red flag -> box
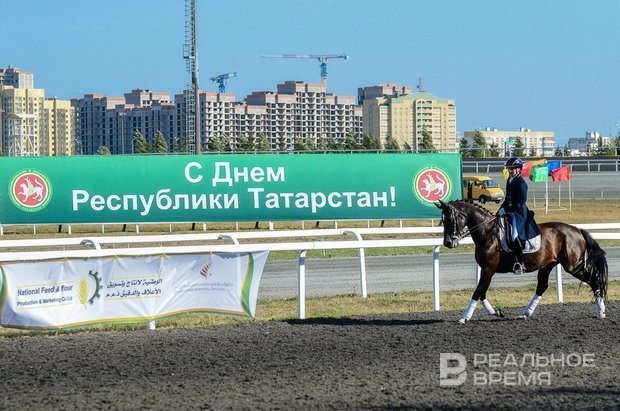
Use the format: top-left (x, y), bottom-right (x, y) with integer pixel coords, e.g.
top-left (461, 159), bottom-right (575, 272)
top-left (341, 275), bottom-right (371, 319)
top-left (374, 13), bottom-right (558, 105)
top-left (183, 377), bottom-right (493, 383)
top-left (521, 162), bottom-right (532, 178)
top-left (551, 165), bottom-right (570, 181)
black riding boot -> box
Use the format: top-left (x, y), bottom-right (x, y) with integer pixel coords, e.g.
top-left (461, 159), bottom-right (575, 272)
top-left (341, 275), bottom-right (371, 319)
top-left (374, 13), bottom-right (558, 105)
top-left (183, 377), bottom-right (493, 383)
top-left (512, 239), bottom-right (525, 275)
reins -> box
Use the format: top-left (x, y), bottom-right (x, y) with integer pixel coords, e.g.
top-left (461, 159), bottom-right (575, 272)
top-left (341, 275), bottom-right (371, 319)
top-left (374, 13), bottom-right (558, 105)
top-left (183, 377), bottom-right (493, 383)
top-left (453, 210), bottom-right (498, 242)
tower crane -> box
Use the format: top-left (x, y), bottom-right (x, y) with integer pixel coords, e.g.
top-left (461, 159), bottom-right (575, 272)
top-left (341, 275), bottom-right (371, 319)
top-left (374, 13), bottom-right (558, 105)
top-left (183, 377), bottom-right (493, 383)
top-left (209, 72), bottom-right (238, 93)
top-left (262, 53), bottom-right (349, 85)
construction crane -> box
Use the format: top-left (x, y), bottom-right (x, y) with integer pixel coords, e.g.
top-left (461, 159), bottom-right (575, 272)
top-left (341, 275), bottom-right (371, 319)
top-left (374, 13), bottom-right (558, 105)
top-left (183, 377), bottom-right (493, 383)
top-left (210, 72), bottom-right (238, 93)
top-left (262, 53), bottom-right (349, 85)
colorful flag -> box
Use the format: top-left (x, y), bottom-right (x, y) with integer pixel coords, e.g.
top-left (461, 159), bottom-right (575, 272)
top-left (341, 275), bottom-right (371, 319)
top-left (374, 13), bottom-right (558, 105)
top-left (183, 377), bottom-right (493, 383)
top-left (530, 165), bottom-right (549, 182)
top-left (551, 165), bottom-right (570, 181)
top-left (546, 160), bottom-right (562, 175)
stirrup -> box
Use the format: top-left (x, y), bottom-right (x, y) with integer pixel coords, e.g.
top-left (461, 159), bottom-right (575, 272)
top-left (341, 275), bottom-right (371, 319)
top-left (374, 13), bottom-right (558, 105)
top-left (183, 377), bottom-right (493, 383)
top-left (513, 262), bottom-right (524, 275)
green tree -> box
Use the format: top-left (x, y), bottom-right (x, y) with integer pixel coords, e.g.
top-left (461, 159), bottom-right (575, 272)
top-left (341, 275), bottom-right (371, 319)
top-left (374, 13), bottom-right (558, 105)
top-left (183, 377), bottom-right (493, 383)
top-left (344, 132), bottom-right (359, 151)
top-left (306, 136), bottom-right (317, 151)
top-left (384, 134), bottom-right (401, 151)
top-left (361, 134), bottom-right (381, 151)
top-left (96, 145), bottom-right (111, 155)
top-left (317, 137), bottom-right (329, 151)
top-left (419, 127), bottom-right (436, 153)
top-left (488, 141), bottom-right (501, 157)
top-left (529, 147), bottom-right (537, 157)
top-left (293, 137), bottom-right (307, 152)
top-left (402, 140), bottom-right (412, 152)
top-left (471, 130), bottom-right (487, 157)
top-left (153, 131), bottom-right (168, 154)
top-left (563, 145), bottom-right (572, 157)
top-left (220, 134), bottom-right (232, 152)
top-left (258, 133), bottom-right (271, 152)
top-left (207, 135), bottom-right (223, 152)
top-left (512, 137), bottom-right (525, 157)
top-left (237, 134), bottom-right (255, 152)
top-left (174, 134), bottom-right (187, 153)
top-left (554, 145), bottom-right (563, 157)
top-left (327, 138), bottom-right (344, 152)
top-left (594, 137), bottom-right (615, 156)
top-left (133, 131), bottom-right (151, 154)
top-left (277, 135), bottom-right (288, 152)
top-left (458, 138), bottom-right (472, 158)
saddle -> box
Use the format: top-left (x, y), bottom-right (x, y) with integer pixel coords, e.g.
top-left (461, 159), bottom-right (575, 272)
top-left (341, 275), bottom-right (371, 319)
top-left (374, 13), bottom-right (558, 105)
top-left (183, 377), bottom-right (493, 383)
top-left (498, 217), bottom-right (541, 254)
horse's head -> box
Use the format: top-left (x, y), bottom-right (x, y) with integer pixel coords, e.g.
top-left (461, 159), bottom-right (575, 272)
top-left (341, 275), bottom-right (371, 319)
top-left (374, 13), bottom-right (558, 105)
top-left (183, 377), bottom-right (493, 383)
top-left (435, 200), bottom-right (467, 248)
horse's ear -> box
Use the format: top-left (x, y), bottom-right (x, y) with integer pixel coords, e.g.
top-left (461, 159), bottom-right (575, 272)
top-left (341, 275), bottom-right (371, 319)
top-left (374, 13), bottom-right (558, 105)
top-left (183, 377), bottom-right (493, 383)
top-left (434, 201), bottom-right (443, 209)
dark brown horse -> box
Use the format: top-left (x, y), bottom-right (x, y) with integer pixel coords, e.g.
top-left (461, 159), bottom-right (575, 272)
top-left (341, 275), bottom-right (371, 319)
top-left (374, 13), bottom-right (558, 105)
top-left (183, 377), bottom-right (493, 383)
top-left (436, 200), bottom-right (608, 322)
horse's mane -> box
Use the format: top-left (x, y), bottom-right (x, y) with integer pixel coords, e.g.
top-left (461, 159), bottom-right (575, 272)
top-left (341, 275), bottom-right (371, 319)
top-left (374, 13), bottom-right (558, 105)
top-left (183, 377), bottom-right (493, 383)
top-left (451, 200), bottom-right (495, 217)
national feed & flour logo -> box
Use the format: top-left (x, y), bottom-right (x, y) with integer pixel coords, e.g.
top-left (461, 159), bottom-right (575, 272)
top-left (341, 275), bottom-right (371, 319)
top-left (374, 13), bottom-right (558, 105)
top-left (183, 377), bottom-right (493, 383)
top-left (77, 270), bottom-right (103, 308)
top-left (9, 170), bottom-right (53, 212)
top-left (413, 166), bottom-right (452, 205)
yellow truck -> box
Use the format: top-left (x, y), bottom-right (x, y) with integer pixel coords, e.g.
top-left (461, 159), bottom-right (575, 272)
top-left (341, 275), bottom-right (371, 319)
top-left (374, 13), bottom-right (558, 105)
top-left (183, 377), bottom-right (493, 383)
top-left (462, 175), bottom-right (504, 204)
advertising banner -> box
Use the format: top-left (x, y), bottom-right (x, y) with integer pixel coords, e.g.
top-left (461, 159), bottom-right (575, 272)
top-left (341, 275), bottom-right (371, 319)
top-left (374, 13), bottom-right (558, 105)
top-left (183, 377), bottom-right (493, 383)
top-left (0, 153), bottom-right (461, 224)
top-left (0, 251), bottom-right (268, 330)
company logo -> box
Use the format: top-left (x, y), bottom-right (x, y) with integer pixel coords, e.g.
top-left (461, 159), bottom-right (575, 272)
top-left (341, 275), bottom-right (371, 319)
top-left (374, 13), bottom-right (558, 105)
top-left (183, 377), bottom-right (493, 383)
top-left (200, 260), bottom-right (214, 279)
top-left (9, 170), bottom-right (53, 212)
top-left (77, 270), bottom-right (103, 308)
top-left (413, 167), bottom-right (452, 205)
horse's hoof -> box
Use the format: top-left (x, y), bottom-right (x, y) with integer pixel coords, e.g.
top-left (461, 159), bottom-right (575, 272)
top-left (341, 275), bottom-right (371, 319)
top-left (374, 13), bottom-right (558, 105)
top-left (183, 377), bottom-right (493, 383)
top-left (598, 312), bottom-right (606, 319)
top-left (458, 318), bottom-right (468, 324)
top-left (494, 309), bottom-right (505, 318)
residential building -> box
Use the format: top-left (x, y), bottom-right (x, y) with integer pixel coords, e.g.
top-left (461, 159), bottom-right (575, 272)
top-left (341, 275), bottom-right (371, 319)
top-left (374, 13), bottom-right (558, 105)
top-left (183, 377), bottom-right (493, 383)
top-left (463, 127), bottom-right (555, 157)
top-left (0, 67), bottom-right (34, 89)
top-left (360, 85), bottom-right (457, 151)
top-left (41, 98), bottom-right (74, 156)
top-left (0, 85), bottom-right (45, 156)
top-left (73, 90), bottom-right (175, 155)
top-left (567, 131), bottom-right (612, 155)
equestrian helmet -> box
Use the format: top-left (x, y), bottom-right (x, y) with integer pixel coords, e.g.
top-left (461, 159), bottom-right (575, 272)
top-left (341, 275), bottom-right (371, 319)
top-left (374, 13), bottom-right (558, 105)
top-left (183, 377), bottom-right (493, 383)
top-left (505, 157), bottom-right (523, 169)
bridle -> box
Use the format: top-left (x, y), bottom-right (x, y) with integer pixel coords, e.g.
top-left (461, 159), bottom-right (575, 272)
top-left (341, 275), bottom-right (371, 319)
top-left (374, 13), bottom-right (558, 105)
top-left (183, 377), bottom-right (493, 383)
top-left (445, 205), bottom-right (498, 242)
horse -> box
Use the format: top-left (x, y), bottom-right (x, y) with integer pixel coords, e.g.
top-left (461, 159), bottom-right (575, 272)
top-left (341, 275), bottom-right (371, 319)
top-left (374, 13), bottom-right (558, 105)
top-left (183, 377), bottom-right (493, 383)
top-left (435, 200), bottom-right (608, 322)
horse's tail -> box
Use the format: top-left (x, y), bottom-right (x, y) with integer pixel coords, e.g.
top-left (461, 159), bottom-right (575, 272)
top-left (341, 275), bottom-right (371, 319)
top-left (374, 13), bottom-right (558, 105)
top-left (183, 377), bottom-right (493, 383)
top-left (580, 229), bottom-right (608, 300)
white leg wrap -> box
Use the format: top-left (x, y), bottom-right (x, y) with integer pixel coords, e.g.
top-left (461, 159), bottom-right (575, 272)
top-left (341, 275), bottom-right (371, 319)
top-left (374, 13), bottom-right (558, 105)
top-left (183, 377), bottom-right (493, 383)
top-left (595, 297), bottom-right (606, 315)
top-left (482, 299), bottom-right (496, 315)
top-left (523, 294), bottom-right (542, 318)
top-left (463, 299), bottom-right (478, 321)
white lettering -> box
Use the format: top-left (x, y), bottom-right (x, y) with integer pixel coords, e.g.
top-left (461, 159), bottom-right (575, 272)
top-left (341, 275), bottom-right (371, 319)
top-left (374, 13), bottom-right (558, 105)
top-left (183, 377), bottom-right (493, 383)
top-left (72, 190), bottom-right (89, 211)
top-left (184, 161), bottom-right (203, 183)
top-left (212, 162), bottom-right (233, 187)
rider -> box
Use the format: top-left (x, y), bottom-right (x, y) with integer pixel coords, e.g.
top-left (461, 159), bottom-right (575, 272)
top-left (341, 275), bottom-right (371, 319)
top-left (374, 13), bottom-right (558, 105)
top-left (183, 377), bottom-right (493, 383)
top-left (497, 157), bottom-right (530, 275)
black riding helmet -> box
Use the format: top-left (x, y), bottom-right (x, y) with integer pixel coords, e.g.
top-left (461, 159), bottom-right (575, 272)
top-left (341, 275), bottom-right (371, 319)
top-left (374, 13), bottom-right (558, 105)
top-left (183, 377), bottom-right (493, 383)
top-left (505, 157), bottom-right (523, 169)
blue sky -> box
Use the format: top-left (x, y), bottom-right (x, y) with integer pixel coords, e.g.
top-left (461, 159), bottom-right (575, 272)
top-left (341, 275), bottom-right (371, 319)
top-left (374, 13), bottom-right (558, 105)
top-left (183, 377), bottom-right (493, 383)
top-left (3, 0), bottom-right (619, 145)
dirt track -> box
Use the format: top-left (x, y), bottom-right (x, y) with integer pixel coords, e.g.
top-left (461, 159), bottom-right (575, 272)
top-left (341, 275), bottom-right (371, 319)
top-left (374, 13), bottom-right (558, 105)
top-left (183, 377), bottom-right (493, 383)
top-left (1, 302), bottom-right (619, 410)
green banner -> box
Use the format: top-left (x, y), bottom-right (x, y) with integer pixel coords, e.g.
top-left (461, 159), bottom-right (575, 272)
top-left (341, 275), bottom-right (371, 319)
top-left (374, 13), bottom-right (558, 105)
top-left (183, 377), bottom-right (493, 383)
top-left (0, 153), bottom-right (462, 224)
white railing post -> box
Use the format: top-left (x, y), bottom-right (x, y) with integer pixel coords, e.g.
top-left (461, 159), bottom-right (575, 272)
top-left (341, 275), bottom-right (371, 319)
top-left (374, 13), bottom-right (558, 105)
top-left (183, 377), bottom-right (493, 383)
top-left (298, 250), bottom-right (308, 319)
top-left (433, 246), bottom-right (440, 311)
top-left (148, 320), bottom-right (156, 330)
top-left (343, 230), bottom-right (367, 298)
top-left (555, 265), bottom-right (564, 303)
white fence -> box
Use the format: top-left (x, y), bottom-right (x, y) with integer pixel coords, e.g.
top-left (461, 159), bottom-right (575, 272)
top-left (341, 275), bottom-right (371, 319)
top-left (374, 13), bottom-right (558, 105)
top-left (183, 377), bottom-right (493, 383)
top-left (1, 224), bottom-right (619, 321)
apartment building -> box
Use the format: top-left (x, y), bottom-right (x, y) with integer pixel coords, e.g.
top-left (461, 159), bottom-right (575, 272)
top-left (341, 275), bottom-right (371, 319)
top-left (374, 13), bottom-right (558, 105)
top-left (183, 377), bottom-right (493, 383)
top-left (41, 98), bottom-right (74, 156)
top-left (73, 89), bottom-right (176, 155)
top-left (360, 85), bottom-right (457, 151)
top-left (463, 127), bottom-right (555, 157)
top-left (0, 67), bottom-right (34, 89)
top-left (0, 85), bottom-right (45, 156)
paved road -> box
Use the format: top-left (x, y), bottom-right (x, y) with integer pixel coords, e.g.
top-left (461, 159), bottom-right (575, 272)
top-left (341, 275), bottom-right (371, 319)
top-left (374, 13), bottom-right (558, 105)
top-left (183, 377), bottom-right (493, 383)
top-left (259, 246), bottom-right (620, 299)
top-left (468, 171), bottom-right (620, 199)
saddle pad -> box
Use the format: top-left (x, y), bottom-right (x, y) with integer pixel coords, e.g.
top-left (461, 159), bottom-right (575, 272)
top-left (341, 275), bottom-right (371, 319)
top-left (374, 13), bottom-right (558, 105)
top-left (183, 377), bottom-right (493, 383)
top-left (498, 217), bottom-right (541, 254)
